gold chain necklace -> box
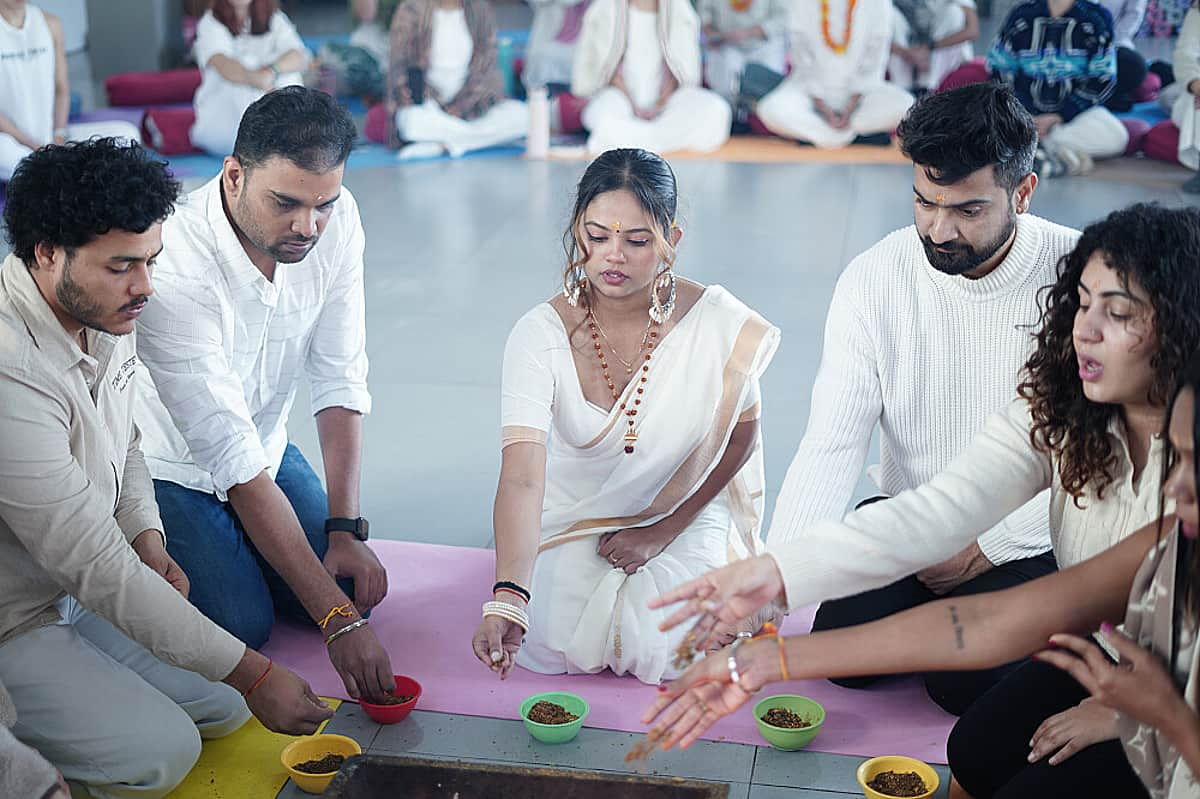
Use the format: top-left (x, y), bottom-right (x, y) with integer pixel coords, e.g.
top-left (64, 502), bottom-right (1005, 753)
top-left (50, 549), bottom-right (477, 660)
top-left (588, 311), bottom-right (653, 375)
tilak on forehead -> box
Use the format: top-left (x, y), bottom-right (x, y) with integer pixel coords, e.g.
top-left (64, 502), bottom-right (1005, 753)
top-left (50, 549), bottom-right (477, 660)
top-left (935, 193), bottom-right (946, 203)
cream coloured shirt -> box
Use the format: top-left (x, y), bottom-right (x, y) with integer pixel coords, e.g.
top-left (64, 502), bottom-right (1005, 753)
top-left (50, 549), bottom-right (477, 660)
top-left (622, 6), bottom-right (665, 111)
top-left (768, 398), bottom-right (1165, 612)
top-left (0, 254), bottom-right (244, 681)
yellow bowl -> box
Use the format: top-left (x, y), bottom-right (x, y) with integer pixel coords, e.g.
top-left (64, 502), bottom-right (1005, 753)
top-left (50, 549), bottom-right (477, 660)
top-left (856, 755), bottom-right (940, 799)
top-left (280, 733), bottom-right (361, 794)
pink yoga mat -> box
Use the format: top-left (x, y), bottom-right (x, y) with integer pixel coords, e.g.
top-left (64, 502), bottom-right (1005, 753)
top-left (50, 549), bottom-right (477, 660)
top-left (262, 541), bottom-right (954, 763)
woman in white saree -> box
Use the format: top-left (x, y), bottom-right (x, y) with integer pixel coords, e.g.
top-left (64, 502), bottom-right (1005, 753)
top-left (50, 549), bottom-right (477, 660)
top-left (470, 148), bottom-right (779, 685)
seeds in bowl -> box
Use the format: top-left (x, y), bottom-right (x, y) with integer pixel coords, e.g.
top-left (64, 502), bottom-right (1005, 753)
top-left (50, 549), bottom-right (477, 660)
top-left (760, 707), bottom-right (810, 729)
top-left (292, 753), bottom-right (347, 774)
top-left (527, 700), bottom-right (579, 725)
top-left (866, 770), bottom-right (927, 797)
top-left (371, 694), bottom-right (414, 706)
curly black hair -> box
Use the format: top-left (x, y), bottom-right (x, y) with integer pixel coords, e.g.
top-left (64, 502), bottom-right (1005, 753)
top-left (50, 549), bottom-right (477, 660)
top-left (1019, 204), bottom-right (1200, 504)
top-left (4, 138), bottom-right (179, 266)
top-left (897, 82), bottom-right (1037, 192)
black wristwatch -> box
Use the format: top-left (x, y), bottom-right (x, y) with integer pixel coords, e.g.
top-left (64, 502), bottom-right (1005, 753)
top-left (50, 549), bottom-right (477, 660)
top-left (325, 516), bottom-right (369, 541)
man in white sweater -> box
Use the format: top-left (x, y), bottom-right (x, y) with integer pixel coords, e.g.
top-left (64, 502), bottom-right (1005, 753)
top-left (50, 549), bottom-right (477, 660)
top-left (767, 83), bottom-right (1080, 715)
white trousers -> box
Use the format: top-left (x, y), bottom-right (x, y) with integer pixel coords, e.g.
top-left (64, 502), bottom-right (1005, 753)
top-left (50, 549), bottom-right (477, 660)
top-left (757, 80), bottom-right (914, 149)
top-left (0, 120), bottom-right (141, 182)
top-left (1044, 105), bottom-right (1129, 161)
top-left (1172, 91), bottom-right (1200, 170)
top-left (0, 600), bottom-right (249, 799)
top-left (888, 4), bottom-right (974, 91)
top-left (702, 37), bottom-right (789, 104)
top-left (396, 98), bottom-right (528, 156)
top-left (581, 86), bottom-right (732, 154)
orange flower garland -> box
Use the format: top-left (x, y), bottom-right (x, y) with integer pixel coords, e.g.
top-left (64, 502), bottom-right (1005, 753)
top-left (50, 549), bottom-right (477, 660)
top-left (820, 0), bottom-right (857, 54)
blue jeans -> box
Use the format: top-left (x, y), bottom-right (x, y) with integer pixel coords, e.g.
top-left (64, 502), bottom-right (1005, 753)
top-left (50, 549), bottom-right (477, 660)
top-left (154, 443), bottom-right (355, 649)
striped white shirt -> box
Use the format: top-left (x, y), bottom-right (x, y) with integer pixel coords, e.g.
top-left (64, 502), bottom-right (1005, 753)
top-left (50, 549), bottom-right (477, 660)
top-left (135, 176), bottom-right (371, 499)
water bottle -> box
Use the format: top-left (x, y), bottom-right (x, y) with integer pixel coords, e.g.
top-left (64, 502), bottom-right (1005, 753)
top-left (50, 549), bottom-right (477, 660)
top-left (526, 86), bottom-right (550, 159)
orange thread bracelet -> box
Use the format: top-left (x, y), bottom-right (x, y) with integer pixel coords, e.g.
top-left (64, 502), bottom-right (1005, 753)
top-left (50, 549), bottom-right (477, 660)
top-left (319, 602), bottom-right (354, 630)
top-left (754, 622), bottom-right (790, 682)
top-left (244, 659), bottom-right (273, 697)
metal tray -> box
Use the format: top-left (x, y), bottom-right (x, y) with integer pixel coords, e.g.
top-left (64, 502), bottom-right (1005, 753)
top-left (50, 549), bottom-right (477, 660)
top-left (323, 753), bottom-right (730, 799)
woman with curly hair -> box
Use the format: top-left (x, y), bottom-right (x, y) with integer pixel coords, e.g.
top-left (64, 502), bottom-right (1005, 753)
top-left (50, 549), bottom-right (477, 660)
top-left (638, 203), bottom-right (1200, 794)
top-left (645, 346), bottom-right (1200, 799)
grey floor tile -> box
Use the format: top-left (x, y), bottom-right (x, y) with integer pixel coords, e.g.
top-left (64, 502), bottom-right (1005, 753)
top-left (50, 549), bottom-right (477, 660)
top-left (320, 701), bottom-right (382, 751)
top-left (748, 784), bottom-right (858, 798)
top-left (274, 779), bottom-right (309, 799)
top-left (368, 709), bottom-right (755, 784)
top-left (752, 748), bottom-right (868, 793)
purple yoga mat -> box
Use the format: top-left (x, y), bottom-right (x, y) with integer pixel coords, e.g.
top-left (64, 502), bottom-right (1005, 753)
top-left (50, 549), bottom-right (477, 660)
top-left (261, 541), bottom-right (954, 763)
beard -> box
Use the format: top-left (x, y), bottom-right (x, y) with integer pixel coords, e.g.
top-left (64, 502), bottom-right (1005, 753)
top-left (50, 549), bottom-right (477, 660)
top-left (921, 211), bottom-right (1017, 276)
top-left (56, 257), bottom-right (144, 336)
top-left (236, 191), bottom-right (318, 264)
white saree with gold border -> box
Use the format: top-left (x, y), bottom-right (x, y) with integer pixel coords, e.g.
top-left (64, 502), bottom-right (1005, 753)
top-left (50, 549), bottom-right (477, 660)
top-left (500, 286), bottom-right (779, 684)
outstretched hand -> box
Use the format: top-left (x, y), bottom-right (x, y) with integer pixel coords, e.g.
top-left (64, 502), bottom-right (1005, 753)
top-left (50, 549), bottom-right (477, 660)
top-left (648, 555), bottom-right (786, 653)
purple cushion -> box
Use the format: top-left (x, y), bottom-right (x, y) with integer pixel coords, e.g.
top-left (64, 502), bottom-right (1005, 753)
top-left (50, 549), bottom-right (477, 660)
top-left (1121, 118), bottom-right (1151, 155)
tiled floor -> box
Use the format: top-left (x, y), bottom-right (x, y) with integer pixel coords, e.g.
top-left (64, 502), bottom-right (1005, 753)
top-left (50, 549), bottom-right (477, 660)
top-left (276, 704), bottom-right (953, 798)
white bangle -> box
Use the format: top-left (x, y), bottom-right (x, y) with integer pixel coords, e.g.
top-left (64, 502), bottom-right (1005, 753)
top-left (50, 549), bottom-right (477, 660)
top-left (482, 600), bottom-right (530, 633)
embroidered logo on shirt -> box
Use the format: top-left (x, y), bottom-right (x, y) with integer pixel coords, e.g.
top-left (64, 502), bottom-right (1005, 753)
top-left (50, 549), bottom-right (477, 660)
top-left (110, 355), bottom-right (137, 393)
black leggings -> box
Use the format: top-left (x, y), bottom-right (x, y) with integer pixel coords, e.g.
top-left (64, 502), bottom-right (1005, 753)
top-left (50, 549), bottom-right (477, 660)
top-left (948, 660), bottom-right (1149, 799)
top-left (810, 503), bottom-right (1057, 716)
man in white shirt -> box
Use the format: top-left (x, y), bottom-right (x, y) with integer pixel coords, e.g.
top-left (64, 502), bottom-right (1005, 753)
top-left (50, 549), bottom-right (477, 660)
top-left (765, 83), bottom-right (1078, 715)
top-left (0, 138), bottom-right (331, 799)
top-left (135, 87), bottom-right (395, 702)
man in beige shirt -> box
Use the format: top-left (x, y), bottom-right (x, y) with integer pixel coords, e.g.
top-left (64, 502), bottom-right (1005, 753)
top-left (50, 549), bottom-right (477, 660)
top-left (0, 138), bottom-right (332, 799)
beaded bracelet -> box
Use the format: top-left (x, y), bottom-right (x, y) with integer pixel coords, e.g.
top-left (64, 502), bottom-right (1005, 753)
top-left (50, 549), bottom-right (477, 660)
top-left (243, 659), bottom-right (273, 697)
top-left (492, 581), bottom-right (531, 603)
top-left (324, 618), bottom-right (370, 647)
top-left (482, 600), bottom-right (530, 632)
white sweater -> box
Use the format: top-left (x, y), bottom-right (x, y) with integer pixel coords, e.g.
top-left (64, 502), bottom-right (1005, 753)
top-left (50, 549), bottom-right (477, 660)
top-left (766, 213), bottom-right (1081, 568)
top-left (768, 398), bottom-right (1165, 613)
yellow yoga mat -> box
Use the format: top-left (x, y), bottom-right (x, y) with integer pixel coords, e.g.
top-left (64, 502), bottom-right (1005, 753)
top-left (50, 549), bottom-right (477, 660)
top-left (165, 699), bottom-right (342, 799)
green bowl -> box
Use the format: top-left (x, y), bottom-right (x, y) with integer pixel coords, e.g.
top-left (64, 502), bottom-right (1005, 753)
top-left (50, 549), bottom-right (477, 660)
top-left (519, 691), bottom-right (589, 744)
top-left (753, 695), bottom-right (825, 751)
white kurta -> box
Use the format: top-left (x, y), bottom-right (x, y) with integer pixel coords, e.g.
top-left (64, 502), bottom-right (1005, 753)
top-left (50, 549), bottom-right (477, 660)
top-left (0, 5), bottom-right (139, 181)
top-left (581, 6), bottom-right (730, 153)
top-left (698, 0), bottom-right (788, 102)
top-left (189, 10), bottom-right (309, 156)
top-left (888, 0), bottom-right (976, 91)
top-left (1173, 9), bottom-right (1200, 170)
top-left (757, 0), bottom-right (912, 148)
top-left (500, 288), bottom-right (778, 684)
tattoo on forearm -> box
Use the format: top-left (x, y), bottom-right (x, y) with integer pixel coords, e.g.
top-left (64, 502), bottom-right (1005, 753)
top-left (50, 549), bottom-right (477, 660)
top-left (949, 604), bottom-right (965, 650)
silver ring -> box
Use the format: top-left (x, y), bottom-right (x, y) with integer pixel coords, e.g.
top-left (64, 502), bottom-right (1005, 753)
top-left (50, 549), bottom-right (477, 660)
top-left (736, 631), bottom-right (753, 640)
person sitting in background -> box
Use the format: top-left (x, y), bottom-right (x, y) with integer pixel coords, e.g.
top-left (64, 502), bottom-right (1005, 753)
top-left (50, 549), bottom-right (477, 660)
top-left (523, 0), bottom-right (590, 94)
top-left (756, 0), bottom-right (914, 149)
top-left (988, 0), bottom-right (1129, 177)
top-left (386, 0), bottom-right (528, 159)
top-left (0, 0), bottom-right (141, 181)
top-left (1170, 2), bottom-right (1200, 193)
top-left (698, 0), bottom-right (788, 106)
top-left (190, 0), bottom-right (310, 156)
top-left (1098, 0), bottom-right (1150, 112)
top-left (888, 0), bottom-right (980, 95)
top-left (317, 0), bottom-right (401, 104)
top-left (572, 0), bottom-right (731, 154)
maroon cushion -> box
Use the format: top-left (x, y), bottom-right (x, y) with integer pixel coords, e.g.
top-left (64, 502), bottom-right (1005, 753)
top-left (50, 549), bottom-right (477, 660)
top-left (557, 92), bottom-right (587, 135)
top-left (936, 57), bottom-right (989, 94)
top-left (141, 107), bottom-right (201, 155)
top-left (1143, 120), bottom-right (1182, 164)
top-left (1121, 118), bottom-right (1151, 156)
top-left (1132, 72), bottom-right (1162, 104)
top-left (365, 102), bottom-right (390, 145)
top-left (106, 68), bottom-right (203, 107)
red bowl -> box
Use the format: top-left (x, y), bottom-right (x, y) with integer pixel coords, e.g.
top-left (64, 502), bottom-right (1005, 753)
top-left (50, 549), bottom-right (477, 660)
top-left (360, 675), bottom-right (421, 724)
